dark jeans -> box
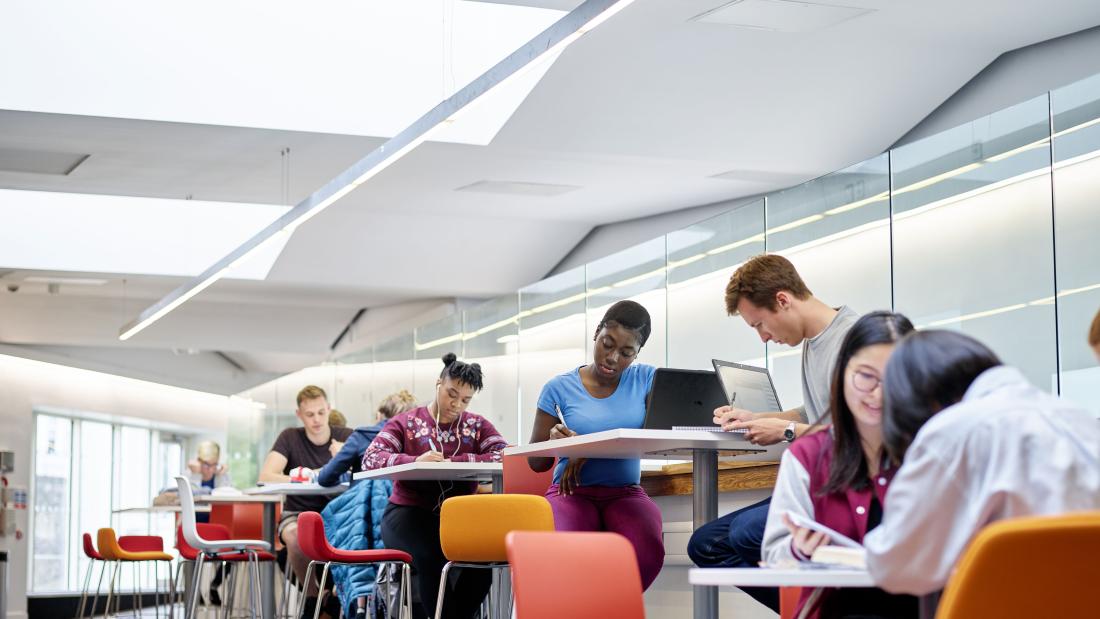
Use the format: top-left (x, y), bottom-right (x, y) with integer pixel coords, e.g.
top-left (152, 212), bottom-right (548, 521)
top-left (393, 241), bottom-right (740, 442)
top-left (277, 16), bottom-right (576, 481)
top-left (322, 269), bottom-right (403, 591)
top-left (381, 502), bottom-right (492, 619)
top-left (687, 497), bottom-right (778, 612)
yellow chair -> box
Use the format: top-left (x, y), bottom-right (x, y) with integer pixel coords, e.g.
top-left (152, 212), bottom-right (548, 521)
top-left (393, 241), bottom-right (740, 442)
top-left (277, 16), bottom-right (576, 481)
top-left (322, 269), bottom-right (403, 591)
top-left (435, 494), bottom-right (555, 619)
top-left (96, 528), bottom-right (175, 618)
top-left (935, 511), bottom-right (1100, 619)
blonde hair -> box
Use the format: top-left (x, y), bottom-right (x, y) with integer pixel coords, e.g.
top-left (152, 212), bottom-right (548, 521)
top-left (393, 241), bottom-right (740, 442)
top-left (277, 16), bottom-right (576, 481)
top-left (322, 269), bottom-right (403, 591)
top-left (1090, 307), bottom-right (1100, 348)
top-left (378, 389), bottom-right (417, 419)
top-left (196, 440), bottom-right (220, 463)
top-left (328, 409), bottom-right (347, 427)
top-left (296, 385), bottom-right (328, 407)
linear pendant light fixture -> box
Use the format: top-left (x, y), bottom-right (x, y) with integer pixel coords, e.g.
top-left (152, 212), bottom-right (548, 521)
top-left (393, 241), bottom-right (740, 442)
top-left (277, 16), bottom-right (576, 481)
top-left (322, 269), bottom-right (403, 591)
top-left (118, 0), bottom-right (636, 341)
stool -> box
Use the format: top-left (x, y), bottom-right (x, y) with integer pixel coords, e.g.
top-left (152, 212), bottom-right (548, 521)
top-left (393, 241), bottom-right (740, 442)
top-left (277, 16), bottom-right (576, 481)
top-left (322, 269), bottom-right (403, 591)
top-left (97, 528), bottom-right (175, 618)
top-left (76, 532), bottom-right (109, 618)
top-left (435, 494), bottom-right (554, 619)
top-left (175, 523), bottom-right (276, 619)
top-left (296, 511), bottom-right (413, 619)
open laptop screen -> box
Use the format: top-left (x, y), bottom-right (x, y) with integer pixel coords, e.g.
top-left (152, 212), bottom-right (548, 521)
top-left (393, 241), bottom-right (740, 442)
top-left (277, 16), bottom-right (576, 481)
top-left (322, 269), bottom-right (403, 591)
top-left (711, 359), bottom-right (783, 414)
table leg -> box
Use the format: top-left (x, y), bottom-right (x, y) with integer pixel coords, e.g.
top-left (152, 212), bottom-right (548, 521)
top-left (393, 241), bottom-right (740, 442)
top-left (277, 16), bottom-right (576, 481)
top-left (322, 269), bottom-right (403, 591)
top-left (693, 449), bottom-right (719, 619)
top-left (262, 503), bottom-right (276, 619)
top-left (490, 473), bottom-right (512, 616)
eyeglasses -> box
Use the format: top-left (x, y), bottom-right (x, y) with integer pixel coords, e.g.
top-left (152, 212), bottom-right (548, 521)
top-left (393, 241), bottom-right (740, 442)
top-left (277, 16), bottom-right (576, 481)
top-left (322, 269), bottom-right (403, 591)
top-left (198, 459), bottom-right (218, 468)
top-left (850, 369), bottom-right (882, 393)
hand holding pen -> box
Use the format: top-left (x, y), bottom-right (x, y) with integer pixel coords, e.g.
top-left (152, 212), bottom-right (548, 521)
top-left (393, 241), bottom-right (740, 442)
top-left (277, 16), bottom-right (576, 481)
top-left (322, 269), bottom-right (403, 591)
top-left (549, 405), bottom-right (577, 440)
top-left (417, 435), bottom-right (445, 462)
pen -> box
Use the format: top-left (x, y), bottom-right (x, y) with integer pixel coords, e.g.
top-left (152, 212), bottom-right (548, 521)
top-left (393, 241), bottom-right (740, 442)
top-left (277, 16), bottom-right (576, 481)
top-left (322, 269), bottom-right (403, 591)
top-left (555, 405), bottom-right (568, 428)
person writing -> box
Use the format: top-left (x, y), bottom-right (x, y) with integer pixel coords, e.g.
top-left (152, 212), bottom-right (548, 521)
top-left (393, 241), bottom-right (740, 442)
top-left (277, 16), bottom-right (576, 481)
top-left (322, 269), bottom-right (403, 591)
top-left (689, 254), bottom-right (858, 611)
top-left (258, 385), bottom-right (352, 619)
top-left (762, 311), bottom-right (917, 618)
top-left (864, 330), bottom-right (1100, 595)
top-left (361, 354), bottom-right (507, 619)
top-left (526, 300), bottom-right (665, 590)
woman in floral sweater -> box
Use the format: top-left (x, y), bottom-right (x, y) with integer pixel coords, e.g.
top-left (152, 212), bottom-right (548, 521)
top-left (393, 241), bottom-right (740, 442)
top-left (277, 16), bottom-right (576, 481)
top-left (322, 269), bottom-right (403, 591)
top-left (361, 352), bottom-right (506, 619)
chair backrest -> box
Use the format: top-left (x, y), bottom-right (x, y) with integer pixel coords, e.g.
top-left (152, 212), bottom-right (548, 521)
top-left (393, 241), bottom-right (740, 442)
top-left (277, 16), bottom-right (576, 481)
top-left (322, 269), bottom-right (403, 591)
top-left (440, 494), bottom-right (555, 563)
top-left (119, 535), bottom-right (164, 553)
top-left (935, 511), bottom-right (1100, 619)
top-left (176, 523), bottom-right (232, 561)
top-left (175, 475), bottom-right (215, 551)
top-left (502, 455), bottom-right (555, 496)
top-left (506, 531), bottom-right (644, 619)
top-left (96, 528), bottom-right (124, 561)
top-left (295, 511), bottom-right (333, 563)
top-left (82, 532), bottom-right (103, 561)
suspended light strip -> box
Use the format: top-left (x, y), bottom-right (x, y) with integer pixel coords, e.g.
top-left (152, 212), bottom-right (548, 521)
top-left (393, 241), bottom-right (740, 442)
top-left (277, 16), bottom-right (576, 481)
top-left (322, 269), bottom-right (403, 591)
top-left (119, 0), bottom-right (637, 341)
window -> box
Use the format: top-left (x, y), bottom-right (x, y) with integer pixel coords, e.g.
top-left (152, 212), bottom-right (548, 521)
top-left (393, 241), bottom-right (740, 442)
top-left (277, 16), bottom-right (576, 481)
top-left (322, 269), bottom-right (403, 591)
top-left (30, 412), bottom-right (186, 593)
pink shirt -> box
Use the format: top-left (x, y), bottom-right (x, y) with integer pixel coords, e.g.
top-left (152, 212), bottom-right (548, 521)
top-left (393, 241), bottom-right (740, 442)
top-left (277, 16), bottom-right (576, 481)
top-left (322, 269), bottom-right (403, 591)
top-left (361, 406), bottom-right (507, 510)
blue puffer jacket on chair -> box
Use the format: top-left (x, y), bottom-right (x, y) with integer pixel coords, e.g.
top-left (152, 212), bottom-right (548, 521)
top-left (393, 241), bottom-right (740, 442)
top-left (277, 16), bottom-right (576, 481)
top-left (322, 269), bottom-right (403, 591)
top-left (321, 477), bottom-right (394, 616)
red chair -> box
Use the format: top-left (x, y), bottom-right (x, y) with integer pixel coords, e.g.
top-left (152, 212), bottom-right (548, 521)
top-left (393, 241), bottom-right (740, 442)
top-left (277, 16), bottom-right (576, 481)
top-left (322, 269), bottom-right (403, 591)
top-left (175, 523), bottom-right (276, 614)
top-left (502, 454), bottom-right (555, 495)
top-left (779, 586), bottom-right (802, 619)
top-left (211, 502), bottom-right (284, 550)
top-left (77, 533), bottom-right (108, 618)
top-left (296, 511), bottom-right (414, 619)
top-left (506, 531), bottom-right (644, 619)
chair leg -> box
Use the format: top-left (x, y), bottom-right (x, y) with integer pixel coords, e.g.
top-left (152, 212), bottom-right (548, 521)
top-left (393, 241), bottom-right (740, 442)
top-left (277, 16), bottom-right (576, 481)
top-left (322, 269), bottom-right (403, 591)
top-left (76, 558), bottom-right (95, 618)
top-left (433, 562), bottom-right (454, 619)
top-left (279, 563), bottom-right (293, 619)
top-left (186, 554), bottom-right (206, 619)
top-left (403, 563), bottom-right (413, 619)
top-left (249, 552), bottom-right (261, 619)
top-left (88, 560), bottom-right (108, 619)
top-left (223, 563), bottom-right (237, 619)
top-left (313, 563), bottom-right (332, 619)
top-left (105, 561), bottom-right (117, 619)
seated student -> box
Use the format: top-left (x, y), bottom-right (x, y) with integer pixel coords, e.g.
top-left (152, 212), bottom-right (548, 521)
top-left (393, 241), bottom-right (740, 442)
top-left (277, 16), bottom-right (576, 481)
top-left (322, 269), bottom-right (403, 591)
top-left (526, 300), bottom-right (665, 590)
top-left (862, 330), bottom-right (1100, 595)
top-left (328, 409), bottom-right (348, 429)
top-left (186, 440), bottom-right (232, 605)
top-left (361, 353), bottom-right (507, 619)
top-left (259, 385), bottom-right (353, 619)
top-left (762, 311), bottom-right (917, 619)
top-left (317, 390), bottom-right (418, 487)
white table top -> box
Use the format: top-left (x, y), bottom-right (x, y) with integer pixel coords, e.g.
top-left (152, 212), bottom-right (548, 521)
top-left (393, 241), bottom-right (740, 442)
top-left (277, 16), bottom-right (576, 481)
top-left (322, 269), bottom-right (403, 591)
top-left (248, 482), bottom-right (348, 496)
top-left (501, 428), bottom-right (781, 461)
top-left (113, 505), bottom-right (210, 514)
top-left (195, 493), bottom-right (283, 504)
top-left (353, 462), bottom-right (502, 482)
top-left (689, 567), bottom-right (875, 588)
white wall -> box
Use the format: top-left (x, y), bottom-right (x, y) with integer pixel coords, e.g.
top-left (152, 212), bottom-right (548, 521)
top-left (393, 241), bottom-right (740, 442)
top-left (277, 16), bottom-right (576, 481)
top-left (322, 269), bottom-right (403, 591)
top-left (0, 349), bottom-right (248, 618)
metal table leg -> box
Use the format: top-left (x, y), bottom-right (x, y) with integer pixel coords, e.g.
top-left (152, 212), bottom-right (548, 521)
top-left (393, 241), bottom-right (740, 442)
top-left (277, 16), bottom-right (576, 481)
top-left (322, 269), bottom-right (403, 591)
top-left (262, 503), bottom-right (276, 619)
top-left (693, 449), bottom-right (719, 619)
top-left (490, 473), bottom-right (512, 618)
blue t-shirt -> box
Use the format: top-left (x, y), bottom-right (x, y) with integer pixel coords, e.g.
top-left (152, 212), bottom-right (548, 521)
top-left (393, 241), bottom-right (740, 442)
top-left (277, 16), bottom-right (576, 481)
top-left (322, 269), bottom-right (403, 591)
top-left (536, 363), bottom-right (657, 487)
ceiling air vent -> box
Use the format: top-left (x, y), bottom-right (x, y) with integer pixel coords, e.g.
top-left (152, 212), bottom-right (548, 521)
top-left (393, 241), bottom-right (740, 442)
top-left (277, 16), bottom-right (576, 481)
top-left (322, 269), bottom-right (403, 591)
top-left (455, 180), bottom-right (581, 197)
top-left (691, 0), bottom-right (874, 32)
top-left (0, 147), bottom-right (90, 175)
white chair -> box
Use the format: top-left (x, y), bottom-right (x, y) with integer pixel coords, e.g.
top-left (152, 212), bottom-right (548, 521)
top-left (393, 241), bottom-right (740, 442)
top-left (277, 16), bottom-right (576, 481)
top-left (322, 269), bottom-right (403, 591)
top-left (174, 476), bottom-right (272, 619)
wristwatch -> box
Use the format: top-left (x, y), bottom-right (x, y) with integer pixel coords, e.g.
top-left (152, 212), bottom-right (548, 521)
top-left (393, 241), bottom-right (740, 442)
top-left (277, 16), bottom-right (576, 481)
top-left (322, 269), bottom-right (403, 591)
top-left (782, 422), bottom-right (797, 443)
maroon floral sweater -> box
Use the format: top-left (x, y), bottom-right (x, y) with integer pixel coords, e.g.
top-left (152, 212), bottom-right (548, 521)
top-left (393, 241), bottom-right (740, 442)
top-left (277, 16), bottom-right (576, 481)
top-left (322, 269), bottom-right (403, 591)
top-left (361, 406), bottom-right (507, 510)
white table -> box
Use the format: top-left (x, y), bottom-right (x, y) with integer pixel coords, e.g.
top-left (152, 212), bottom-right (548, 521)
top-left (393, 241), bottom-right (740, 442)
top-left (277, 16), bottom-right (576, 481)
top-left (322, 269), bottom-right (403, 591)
top-left (113, 505), bottom-right (211, 514)
top-left (503, 429), bottom-right (783, 619)
top-left (247, 482), bottom-right (348, 496)
top-left (353, 462), bottom-right (503, 490)
top-left (689, 567), bottom-right (938, 618)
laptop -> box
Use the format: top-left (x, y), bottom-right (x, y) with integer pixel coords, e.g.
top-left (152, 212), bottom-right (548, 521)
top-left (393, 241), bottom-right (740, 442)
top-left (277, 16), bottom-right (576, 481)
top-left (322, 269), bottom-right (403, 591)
top-left (643, 368), bottom-right (744, 433)
top-left (710, 359), bottom-right (783, 414)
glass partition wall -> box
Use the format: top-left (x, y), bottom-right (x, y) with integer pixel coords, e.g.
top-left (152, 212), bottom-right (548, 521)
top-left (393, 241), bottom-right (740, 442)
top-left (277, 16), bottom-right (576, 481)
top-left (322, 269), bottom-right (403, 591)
top-left (232, 72), bottom-right (1100, 458)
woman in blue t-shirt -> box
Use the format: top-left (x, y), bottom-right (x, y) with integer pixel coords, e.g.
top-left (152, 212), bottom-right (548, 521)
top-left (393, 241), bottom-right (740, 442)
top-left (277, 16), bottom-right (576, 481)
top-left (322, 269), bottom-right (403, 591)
top-left (527, 300), bottom-right (664, 589)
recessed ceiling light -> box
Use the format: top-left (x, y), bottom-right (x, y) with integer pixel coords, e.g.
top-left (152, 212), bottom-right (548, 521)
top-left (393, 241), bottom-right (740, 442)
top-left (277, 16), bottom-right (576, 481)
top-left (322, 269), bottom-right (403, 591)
top-left (691, 0), bottom-right (874, 33)
top-left (455, 180), bottom-right (581, 197)
top-left (0, 147), bottom-right (90, 175)
top-left (24, 276), bottom-right (109, 286)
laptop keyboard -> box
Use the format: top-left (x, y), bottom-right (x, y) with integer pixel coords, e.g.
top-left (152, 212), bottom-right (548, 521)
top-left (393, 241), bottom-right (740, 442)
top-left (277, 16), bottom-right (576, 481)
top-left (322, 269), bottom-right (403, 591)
top-left (671, 425), bottom-right (749, 433)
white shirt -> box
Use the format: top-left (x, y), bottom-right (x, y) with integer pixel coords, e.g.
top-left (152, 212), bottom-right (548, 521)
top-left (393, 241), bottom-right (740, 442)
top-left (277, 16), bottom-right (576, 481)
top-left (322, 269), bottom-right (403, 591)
top-left (864, 366), bottom-right (1100, 595)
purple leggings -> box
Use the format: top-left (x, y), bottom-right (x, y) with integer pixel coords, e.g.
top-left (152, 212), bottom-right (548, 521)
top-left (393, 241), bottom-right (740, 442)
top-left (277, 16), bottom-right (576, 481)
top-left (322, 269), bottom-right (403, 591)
top-left (545, 483), bottom-right (665, 590)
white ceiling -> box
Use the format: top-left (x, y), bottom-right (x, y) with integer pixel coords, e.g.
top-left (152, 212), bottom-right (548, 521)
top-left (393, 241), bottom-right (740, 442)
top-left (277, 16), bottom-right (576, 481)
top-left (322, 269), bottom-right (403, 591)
top-left (3, 0), bottom-right (1100, 394)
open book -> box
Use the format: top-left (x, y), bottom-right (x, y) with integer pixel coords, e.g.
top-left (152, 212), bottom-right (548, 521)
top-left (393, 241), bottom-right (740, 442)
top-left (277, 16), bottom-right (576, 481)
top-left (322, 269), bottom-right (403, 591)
top-left (786, 511), bottom-right (868, 568)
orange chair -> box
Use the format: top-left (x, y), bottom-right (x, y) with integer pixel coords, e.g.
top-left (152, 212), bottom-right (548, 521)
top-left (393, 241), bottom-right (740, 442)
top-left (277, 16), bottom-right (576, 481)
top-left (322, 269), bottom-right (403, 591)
top-left (210, 502), bottom-right (283, 550)
top-left (96, 528), bottom-right (175, 618)
top-left (435, 494), bottom-right (555, 619)
top-left (934, 511), bottom-right (1100, 619)
top-left (506, 531), bottom-right (644, 619)
top-left (502, 454), bottom-right (555, 496)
